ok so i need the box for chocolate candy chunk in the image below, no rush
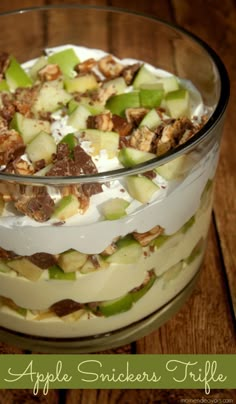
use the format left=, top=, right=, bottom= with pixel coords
left=73, top=145, right=98, bottom=174
left=28, top=253, right=56, bottom=269
left=50, top=299, right=84, bottom=317
left=15, top=192, right=55, bottom=222
left=82, top=182, right=103, bottom=197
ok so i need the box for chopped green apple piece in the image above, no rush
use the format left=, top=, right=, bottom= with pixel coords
left=152, top=234, right=170, bottom=248
left=29, top=55, right=48, bottom=81
left=64, top=73, right=99, bottom=93
left=131, top=271, right=156, bottom=302
left=158, top=76, right=179, bottom=93
left=118, top=147, right=156, bottom=168
left=155, top=154, right=189, bottom=180
left=199, top=179, right=213, bottom=212
left=102, top=76, right=127, bottom=94
left=106, top=236, right=142, bottom=264
left=139, top=82, right=163, bottom=90
left=162, top=261, right=183, bottom=283
left=5, top=56, right=32, bottom=90
left=97, top=293, right=133, bottom=317
left=59, top=133, right=78, bottom=153
left=48, top=48, right=80, bottom=78
left=7, top=258, right=43, bottom=281
left=67, top=105, right=91, bottom=129
left=101, top=198, right=130, bottom=220
left=0, top=260, right=11, bottom=273
left=26, top=131, right=56, bottom=164
left=139, top=108, right=162, bottom=130
left=48, top=264, right=76, bottom=280
left=58, top=249, right=88, bottom=273
left=165, top=88, right=190, bottom=118
left=53, top=195, right=80, bottom=221
left=126, top=175, right=159, bottom=203
left=0, top=79, right=9, bottom=91
left=181, top=216, right=195, bottom=233
left=83, top=129, right=119, bottom=158
left=139, top=88, right=164, bottom=108
left=185, top=238, right=204, bottom=265
left=32, top=80, right=72, bottom=114
left=106, top=92, right=140, bottom=116
left=68, top=99, right=79, bottom=114
left=133, top=65, right=158, bottom=89
left=80, top=255, right=108, bottom=274
left=10, top=112, right=51, bottom=144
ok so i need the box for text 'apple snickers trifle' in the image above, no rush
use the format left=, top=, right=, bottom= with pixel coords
left=0, top=46, right=217, bottom=338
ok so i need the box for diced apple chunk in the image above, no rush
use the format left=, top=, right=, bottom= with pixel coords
left=139, top=88, right=164, bottom=108
left=10, top=112, right=51, bottom=144
left=106, top=236, right=142, bottom=264
left=58, top=250, right=88, bottom=273
left=133, top=65, right=159, bottom=89
left=97, top=294, right=133, bottom=317
left=83, top=129, right=119, bottom=158
left=106, top=92, right=140, bottom=116
left=165, top=88, right=190, bottom=118
left=26, top=131, right=56, bottom=164
left=101, top=198, right=130, bottom=220
left=156, top=154, right=189, bottom=180
left=118, top=147, right=156, bottom=168
left=0, top=259, right=11, bottom=273
left=48, top=48, right=80, bottom=78
left=67, top=105, right=91, bottom=129
left=102, top=77, right=127, bottom=94
left=48, top=264, right=76, bottom=280
left=29, top=56, right=48, bottom=81
left=139, top=108, right=162, bottom=130
left=52, top=195, right=80, bottom=221
left=32, top=80, right=72, bottom=114
left=5, top=56, right=32, bottom=90
left=64, top=74, right=99, bottom=93
left=126, top=175, right=159, bottom=203
left=7, top=258, right=43, bottom=281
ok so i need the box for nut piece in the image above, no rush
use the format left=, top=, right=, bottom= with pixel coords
left=98, top=55, right=124, bottom=79
left=75, top=58, right=97, bottom=74
left=87, top=112, right=114, bottom=131
left=125, top=107, right=149, bottom=127
left=91, top=85, right=116, bottom=105
left=38, top=64, right=62, bottom=81
left=0, top=129, right=24, bottom=165
left=133, top=225, right=164, bottom=246
left=122, top=63, right=141, bottom=85
left=130, top=126, right=156, bottom=152
left=112, top=115, right=133, bottom=137
left=101, top=242, right=118, bottom=256
left=13, top=158, right=35, bottom=175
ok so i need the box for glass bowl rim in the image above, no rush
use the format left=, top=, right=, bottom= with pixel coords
left=0, top=4, right=230, bottom=185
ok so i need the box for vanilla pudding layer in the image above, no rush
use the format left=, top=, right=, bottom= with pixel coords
left=0, top=183, right=213, bottom=338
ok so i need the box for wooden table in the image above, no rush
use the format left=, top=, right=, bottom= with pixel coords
left=0, top=0, right=235, bottom=402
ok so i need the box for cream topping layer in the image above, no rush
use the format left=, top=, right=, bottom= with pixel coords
left=0, top=194, right=212, bottom=310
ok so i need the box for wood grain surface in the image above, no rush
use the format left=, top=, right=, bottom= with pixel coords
left=0, top=0, right=235, bottom=402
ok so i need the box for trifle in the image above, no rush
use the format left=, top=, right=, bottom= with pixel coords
left=0, top=7, right=229, bottom=352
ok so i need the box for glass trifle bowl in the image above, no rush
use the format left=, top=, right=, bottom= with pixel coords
left=0, top=5, right=229, bottom=352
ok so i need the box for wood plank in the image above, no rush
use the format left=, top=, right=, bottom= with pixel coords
left=0, top=1, right=46, bottom=61
left=172, top=0, right=236, bottom=320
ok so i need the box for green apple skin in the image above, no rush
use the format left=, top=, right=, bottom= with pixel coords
left=48, top=48, right=80, bottom=78
left=64, top=74, right=99, bottom=93
left=139, top=108, right=162, bottom=130
left=139, top=88, right=164, bottom=108
left=118, top=147, right=156, bottom=168
left=0, top=79, right=9, bottom=91
left=185, top=238, right=204, bottom=265
left=106, top=92, right=140, bottom=116
left=48, top=264, right=76, bottom=280
left=5, top=56, right=33, bottom=90
left=130, top=272, right=156, bottom=302
left=180, top=216, right=195, bottom=233
left=10, top=112, right=51, bottom=144
left=96, top=293, right=133, bottom=317
left=59, top=133, right=78, bottom=152
left=152, top=234, right=170, bottom=248
left=52, top=195, right=80, bottom=221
